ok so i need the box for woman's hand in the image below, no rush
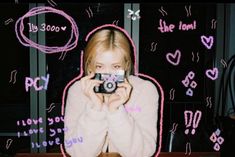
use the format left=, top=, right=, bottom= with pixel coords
left=81, top=72, right=104, bottom=111
left=108, top=79, right=132, bottom=112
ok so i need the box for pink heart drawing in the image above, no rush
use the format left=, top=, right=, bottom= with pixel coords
left=205, top=67, right=218, bottom=80
left=166, top=49, right=181, bottom=66
left=201, top=35, right=214, bottom=49
left=61, top=26, right=67, bottom=31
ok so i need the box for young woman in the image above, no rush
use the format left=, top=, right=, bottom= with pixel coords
left=64, top=24, right=159, bottom=157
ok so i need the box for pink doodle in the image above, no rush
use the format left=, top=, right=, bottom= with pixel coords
left=61, top=26, right=67, bottom=31
left=190, top=81, right=197, bottom=88
left=15, top=6, right=79, bottom=54
left=17, top=127, right=44, bottom=138
left=182, top=78, right=190, bottom=87
left=186, top=88, right=193, bottom=96
left=201, top=35, right=214, bottom=49
left=182, top=71, right=197, bottom=96
left=158, top=19, right=175, bottom=33
left=25, top=74, right=50, bottom=92
left=187, top=71, right=195, bottom=79
left=210, top=132, right=217, bottom=143
left=179, top=20, right=196, bottom=31
left=205, top=67, right=218, bottom=80
left=17, top=117, right=43, bottom=126
left=210, top=129, right=224, bottom=151
left=184, top=110, right=202, bottom=135
left=166, top=49, right=181, bottom=66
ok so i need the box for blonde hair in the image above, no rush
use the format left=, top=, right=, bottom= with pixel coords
left=84, top=28, right=133, bottom=76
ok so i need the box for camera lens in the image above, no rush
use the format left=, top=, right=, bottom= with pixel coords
left=107, top=82, right=113, bottom=88
left=103, top=81, right=116, bottom=93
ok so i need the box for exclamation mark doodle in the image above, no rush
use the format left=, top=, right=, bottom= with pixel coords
left=191, top=110, right=202, bottom=135
left=184, top=110, right=193, bottom=135
left=184, top=110, right=202, bottom=135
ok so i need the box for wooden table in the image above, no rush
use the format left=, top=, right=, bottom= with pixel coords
left=15, top=152, right=220, bottom=157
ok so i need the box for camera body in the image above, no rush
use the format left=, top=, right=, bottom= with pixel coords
left=93, top=70, right=125, bottom=93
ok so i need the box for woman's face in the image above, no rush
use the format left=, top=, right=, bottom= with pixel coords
left=92, top=50, right=125, bottom=74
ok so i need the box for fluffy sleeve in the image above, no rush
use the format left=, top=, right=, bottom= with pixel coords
left=107, top=80, right=159, bottom=157
left=64, top=81, right=108, bottom=157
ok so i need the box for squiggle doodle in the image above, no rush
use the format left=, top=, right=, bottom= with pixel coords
left=112, top=20, right=119, bottom=26
left=211, top=19, right=217, bottom=29
left=220, top=59, right=227, bottom=68
left=46, top=103, right=56, bottom=113
left=169, top=88, right=175, bottom=100
left=9, top=70, right=17, bottom=84
left=170, top=123, right=178, bottom=134
left=86, top=6, right=93, bottom=18
left=47, top=0, right=57, bottom=7
left=206, top=96, right=212, bottom=108
left=5, top=18, right=14, bottom=25
left=185, top=5, right=191, bottom=17
left=192, top=51, right=199, bottom=62
left=192, top=52, right=194, bottom=61
left=59, top=51, right=67, bottom=61
left=150, top=42, right=157, bottom=52
left=196, top=52, right=199, bottom=62
left=185, top=142, right=191, bottom=155
left=97, top=3, right=100, bottom=12
left=6, top=139, right=13, bottom=149
left=158, top=6, right=167, bottom=16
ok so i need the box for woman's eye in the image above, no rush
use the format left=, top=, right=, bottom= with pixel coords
left=114, top=65, right=121, bottom=69
left=95, top=65, right=102, bottom=69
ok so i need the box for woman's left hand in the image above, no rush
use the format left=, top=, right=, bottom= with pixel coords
left=108, top=79, right=132, bottom=112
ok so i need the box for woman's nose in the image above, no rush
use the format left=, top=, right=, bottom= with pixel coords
left=103, top=68, right=114, bottom=74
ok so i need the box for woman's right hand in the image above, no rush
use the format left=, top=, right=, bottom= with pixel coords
left=81, top=72, right=104, bottom=111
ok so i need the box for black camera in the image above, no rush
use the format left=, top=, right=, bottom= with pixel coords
left=93, top=70, right=125, bottom=93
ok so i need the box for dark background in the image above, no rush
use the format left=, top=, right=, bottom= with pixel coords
left=0, top=2, right=234, bottom=157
